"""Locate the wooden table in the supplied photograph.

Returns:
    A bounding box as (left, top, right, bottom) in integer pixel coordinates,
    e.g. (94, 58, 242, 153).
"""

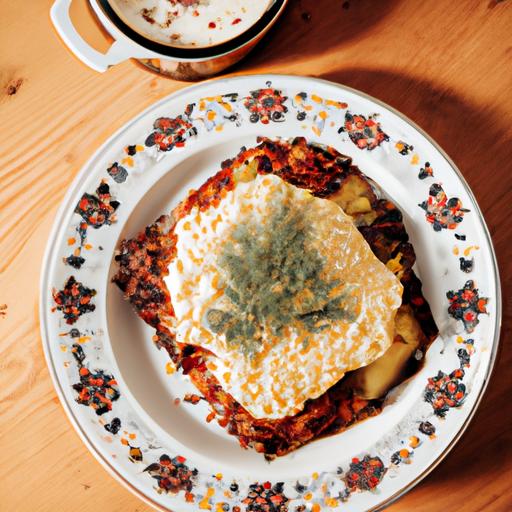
(1, 0, 511, 510)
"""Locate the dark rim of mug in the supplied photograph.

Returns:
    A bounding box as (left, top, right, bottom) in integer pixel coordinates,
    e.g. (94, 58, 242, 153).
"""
(97, 0, 286, 59)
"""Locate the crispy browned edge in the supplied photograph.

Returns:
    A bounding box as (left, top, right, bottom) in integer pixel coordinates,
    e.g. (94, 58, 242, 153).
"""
(112, 137, 438, 457)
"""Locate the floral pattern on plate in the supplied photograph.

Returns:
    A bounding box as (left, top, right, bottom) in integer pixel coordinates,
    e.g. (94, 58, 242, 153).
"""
(42, 76, 499, 512)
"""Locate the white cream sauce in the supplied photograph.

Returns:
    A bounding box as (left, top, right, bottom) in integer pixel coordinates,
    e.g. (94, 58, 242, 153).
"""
(111, 0, 272, 48)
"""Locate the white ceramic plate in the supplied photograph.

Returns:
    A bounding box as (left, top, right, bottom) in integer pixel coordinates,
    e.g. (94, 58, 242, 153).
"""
(40, 75, 501, 512)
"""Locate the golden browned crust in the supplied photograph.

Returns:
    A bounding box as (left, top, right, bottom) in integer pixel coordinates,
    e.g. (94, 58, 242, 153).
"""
(112, 137, 438, 457)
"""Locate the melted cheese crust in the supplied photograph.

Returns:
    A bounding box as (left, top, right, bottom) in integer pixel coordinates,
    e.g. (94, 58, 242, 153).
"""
(164, 172, 403, 419)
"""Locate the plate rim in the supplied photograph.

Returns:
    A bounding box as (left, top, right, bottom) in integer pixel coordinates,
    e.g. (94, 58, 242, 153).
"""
(39, 73, 502, 512)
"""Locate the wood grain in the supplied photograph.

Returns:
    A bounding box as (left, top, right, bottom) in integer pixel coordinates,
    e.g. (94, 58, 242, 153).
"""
(1, 0, 511, 510)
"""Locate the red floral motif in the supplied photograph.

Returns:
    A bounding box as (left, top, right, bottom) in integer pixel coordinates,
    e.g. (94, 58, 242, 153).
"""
(52, 276, 96, 324)
(244, 87, 288, 124)
(145, 116, 197, 151)
(70, 344, 120, 415)
(343, 456, 386, 493)
(242, 482, 289, 512)
(419, 183, 469, 231)
(66, 181, 120, 269)
(75, 181, 120, 229)
(424, 369, 466, 417)
(447, 280, 488, 332)
(143, 454, 198, 494)
(339, 112, 389, 150)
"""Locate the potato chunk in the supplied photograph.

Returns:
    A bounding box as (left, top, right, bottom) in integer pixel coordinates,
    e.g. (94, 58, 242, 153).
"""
(342, 305, 426, 399)
(329, 173, 378, 225)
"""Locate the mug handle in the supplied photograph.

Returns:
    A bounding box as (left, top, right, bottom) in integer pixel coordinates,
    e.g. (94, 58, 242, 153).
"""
(50, 0, 130, 72)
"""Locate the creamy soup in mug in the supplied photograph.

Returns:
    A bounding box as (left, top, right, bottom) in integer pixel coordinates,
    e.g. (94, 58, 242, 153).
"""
(110, 0, 273, 48)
